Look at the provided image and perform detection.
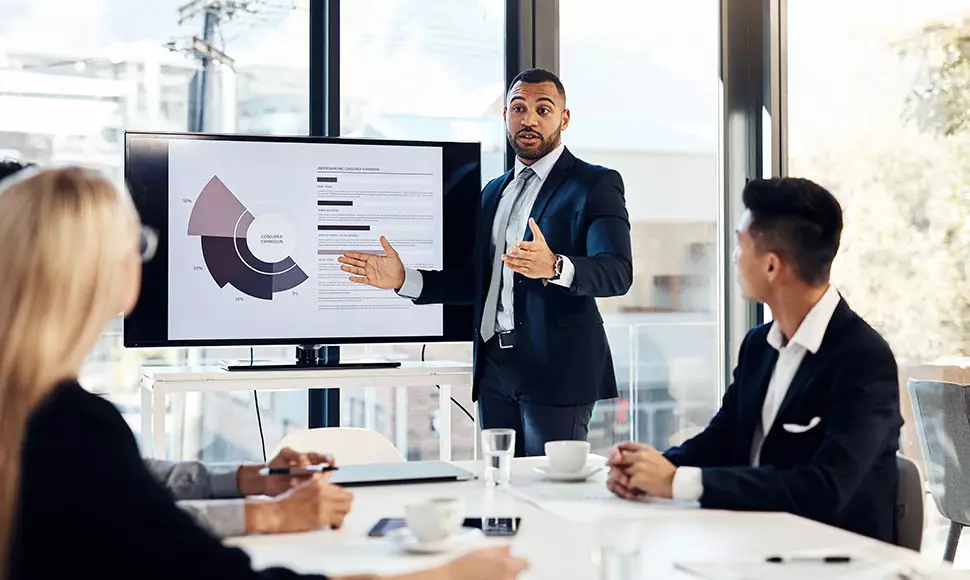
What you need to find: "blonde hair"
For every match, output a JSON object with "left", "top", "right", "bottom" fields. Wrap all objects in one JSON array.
[{"left": 0, "top": 167, "right": 139, "bottom": 574}]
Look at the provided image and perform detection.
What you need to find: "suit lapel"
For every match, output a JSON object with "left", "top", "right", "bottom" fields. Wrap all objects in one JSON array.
[
  {"left": 739, "top": 345, "right": 779, "bottom": 452},
  {"left": 481, "top": 171, "right": 514, "bottom": 230},
  {"left": 768, "top": 352, "right": 824, "bottom": 435},
  {"left": 768, "top": 299, "right": 852, "bottom": 431},
  {"left": 479, "top": 172, "right": 513, "bottom": 256},
  {"left": 522, "top": 148, "right": 575, "bottom": 242},
  {"left": 477, "top": 171, "right": 514, "bottom": 290}
]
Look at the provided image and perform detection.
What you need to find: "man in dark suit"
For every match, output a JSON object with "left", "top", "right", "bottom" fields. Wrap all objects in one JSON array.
[
  {"left": 606, "top": 178, "right": 902, "bottom": 542},
  {"left": 339, "top": 68, "right": 633, "bottom": 456}
]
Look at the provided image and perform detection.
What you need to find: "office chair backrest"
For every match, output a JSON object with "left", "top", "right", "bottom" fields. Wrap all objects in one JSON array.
[
  {"left": 908, "top": 379, "right": 970, "bottom": 526},
  {"left": 894, "top": 454, "right": 924, "bottom": 551},
  {"left": 273, "top": 427, "right": 406, "bottom": 466}
]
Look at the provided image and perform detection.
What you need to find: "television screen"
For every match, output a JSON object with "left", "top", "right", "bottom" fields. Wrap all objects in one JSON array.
[{"left": 124, "top": 131, "right": 480, "bottom": 348}]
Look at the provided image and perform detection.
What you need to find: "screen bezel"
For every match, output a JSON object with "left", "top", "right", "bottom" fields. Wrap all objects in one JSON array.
[{"left": 123, "top": 130, "right": 480, "bottom": 348}]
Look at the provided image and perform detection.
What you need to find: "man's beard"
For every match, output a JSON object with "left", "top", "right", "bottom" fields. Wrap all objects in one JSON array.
[{"left": 507, "top": 123, "right": 563, "bottom": 161}]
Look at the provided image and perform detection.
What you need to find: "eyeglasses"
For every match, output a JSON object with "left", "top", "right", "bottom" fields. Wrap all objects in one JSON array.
[{"left": 140, "top": 226, "right": 159, "bottom": 263}]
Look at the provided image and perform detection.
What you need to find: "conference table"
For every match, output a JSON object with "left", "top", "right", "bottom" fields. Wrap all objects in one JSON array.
[{"left": 227, "top": 458, "right": 960, "bottom": 579}]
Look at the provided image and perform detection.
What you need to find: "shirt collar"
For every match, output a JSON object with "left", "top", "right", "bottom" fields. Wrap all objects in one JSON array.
[
  {"left": 766, "top": 285, "right": 841, "bottom": 354},
  {"left": 513, "top": 142, "right": 565, "bottom": 183}
]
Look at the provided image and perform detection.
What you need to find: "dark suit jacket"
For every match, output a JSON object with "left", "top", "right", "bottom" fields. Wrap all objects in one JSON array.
[
  {"left": 10, "top": 380, "right": 323, "bottom": 580},
  {"left": 664, "top": 299, "right": 902, "bottom": 543},
  {"left": 415, "top": 147, "right": 633, "bottom": 406}
]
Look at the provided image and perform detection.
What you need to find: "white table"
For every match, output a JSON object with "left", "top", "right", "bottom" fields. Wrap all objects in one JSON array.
[
  {"left": 227, "top": 458, "right": 960, "bottom": 579},
  {"left": 140, "top": 361, "right": 473, "bottom": 460}
]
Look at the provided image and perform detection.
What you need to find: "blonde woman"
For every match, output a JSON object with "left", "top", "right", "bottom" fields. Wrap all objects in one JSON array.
[{"left": 0, "top": 167, "right": 528, "bottom": 580}]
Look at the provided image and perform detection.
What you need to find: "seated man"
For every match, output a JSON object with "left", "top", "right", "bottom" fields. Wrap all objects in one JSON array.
[{"left": 607, "top": 177, "right": 902, "bottom": 542}]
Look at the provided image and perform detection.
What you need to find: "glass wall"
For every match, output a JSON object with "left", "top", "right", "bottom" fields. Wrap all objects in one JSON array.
[
  {"left": 787, "top": 0, "right": 970, "bottom": 562},
  {"left": 1, "top": 0, "right": 728, "bottom": 464},
  {"left": 559, "top": 0, "right": 722, "bottom": 453},
  {"left": 338, "top": 0, "right": 506, "bottom": 460},
  {"left": 0, "top": 0, "right": 311, "bottom": 461}
]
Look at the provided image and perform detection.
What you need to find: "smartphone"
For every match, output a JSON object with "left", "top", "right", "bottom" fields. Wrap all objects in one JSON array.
[{"left": 367, "top": 517, "right": 521, "bottom": 537}]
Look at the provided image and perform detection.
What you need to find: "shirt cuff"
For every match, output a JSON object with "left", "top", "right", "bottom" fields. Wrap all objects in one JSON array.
[
  {"left": 208, "top": 464, "right": 242, "bottom": 499},
  {"left": 177, "top": 499, "right": 247, "bottom": 538},
  {"left": 396, "top": 268, "right": 423, "bottom": 299},
  {"left": 671, "top": 466, "right": 703, "bottom": 501},
  {"left": 549, "top": 255, "right": 575, "bottom": 288}
]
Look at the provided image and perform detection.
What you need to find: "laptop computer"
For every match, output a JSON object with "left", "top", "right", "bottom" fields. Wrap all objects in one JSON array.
[{"left": 329, "top": 461, "right": 476, "bottom": 487}]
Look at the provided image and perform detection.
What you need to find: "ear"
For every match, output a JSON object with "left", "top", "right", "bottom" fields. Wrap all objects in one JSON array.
[
  {"left": 765, "top": 253, "right": 781, "bottom": 278},
  {"left": 561, "top": 108, "right": 571, "bottom": 130},
  {"left": 503, "top": 106, "right": 508, "bottom": 123}
]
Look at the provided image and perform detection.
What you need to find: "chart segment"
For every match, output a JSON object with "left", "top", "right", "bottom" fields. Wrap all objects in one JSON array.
[{"left": 188, "top": 175, "right": 307, "bottom": 300}]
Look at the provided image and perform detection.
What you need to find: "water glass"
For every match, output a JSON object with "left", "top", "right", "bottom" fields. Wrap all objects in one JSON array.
[
  {"left": 593, "top": 519, "right": 644, "bottom": 580},
  {"left": 481, "top": 428, "right": 515, "bottom": 485},
  {"left": 597, "top": 546, "right": 642, "bottom": 580}
]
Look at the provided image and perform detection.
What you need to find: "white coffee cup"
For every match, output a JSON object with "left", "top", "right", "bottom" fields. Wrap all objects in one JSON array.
[
  {"left": 545, "top": 440, "right": 591, "bottom": 474},
  {"left": 405, "top": 497, "right": 465, "bottom": 543}
]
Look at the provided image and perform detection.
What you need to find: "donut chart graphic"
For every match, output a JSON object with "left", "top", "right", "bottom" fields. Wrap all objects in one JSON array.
[{"left": 187, "top": 176, "right": 308, "bottom": 300}]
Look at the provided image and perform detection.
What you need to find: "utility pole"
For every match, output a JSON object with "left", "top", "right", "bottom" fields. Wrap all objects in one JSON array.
[{"left": 177, "top": 0, "right": 241, "bottom": 132}]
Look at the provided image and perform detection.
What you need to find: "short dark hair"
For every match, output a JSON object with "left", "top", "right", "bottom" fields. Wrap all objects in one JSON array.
[
  {"left": 742, "top": 177, "right": 843, "bottom": 286},
  {"left": 0, "top": 159, "right": 31, "bottom": 183},
  {"left": 508, "top": 68, "right": 566, "bottom": 102}
]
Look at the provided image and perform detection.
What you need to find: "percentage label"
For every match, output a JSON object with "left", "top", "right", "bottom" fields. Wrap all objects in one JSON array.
[
  {"left": 192, "top": 266, "right": 204, "bottom": 271},
  {"left": 182, "top": 198, "right": 193, "bottom": 204},
  {"left": 291, "top": 291, "right": 300, "bottom": 296},
  {"left": 235, "top": 297, "right": 245, "bottom": 303}
]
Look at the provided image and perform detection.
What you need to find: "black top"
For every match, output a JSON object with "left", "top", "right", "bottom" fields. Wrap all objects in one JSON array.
[
  {"left": 416, "top": 147, "right": 634, "bottom": 406},
  {"left": 665, "top": 299, "right": 903, "bottom": 542},
  {"left": 8, "top": 380, "right": 326, "bottom": 580}
]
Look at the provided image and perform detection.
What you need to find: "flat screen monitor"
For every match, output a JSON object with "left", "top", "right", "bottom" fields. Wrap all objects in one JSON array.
[{"left": 123, "top": 131, "right": 480, "bottom": 349}]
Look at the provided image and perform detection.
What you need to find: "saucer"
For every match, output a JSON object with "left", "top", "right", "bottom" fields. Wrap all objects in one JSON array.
[
  {"left": 388, "top": 526, "right": 483, "bottom": 554},
  {"left": 533, "top": 464, "right": 603, "bottom": 482}
]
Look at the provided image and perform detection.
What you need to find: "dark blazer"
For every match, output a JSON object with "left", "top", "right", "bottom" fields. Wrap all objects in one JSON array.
[
  {"left": 664, "top": 299, "right": 903, "bottom": 543},
  {"left": 415, "top": 147, "right": 633, "bottom": 406},
  {"left": 9, "top": 380, "right": 323, "bottom": 580}
]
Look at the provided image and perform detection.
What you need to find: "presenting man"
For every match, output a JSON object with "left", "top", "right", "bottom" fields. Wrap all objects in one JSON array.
[
  {"left": 607, "top": 178, "right": 902, "bottom": 542},
  {"left": 339, "top": 68, "right": 633, "bottom": 456}
]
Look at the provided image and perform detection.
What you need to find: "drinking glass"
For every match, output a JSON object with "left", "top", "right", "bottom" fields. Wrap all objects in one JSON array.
[
  {"left": 481, "top": 428, "right": 515, "bottom": 485},
  {"left": 593, "top": 518, "right": 644, "bottom": 580}
]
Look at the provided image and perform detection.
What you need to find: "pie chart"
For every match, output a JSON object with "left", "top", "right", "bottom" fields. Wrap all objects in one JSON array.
[{"left": 187, "top": 176, "right": 308, "bottom": 300}]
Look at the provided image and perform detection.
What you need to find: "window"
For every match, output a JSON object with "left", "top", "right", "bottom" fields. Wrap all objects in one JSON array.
[
  {"left": 0, "top": 0, "right": 311, "bottom": 462},
  {"left": 787, "top": 0, "right": 970, "bottom": 559},
  {"left": 339, "top": 0, "right": 505, "bottom": 460},
  {"left": 559, "top": 0, "right": 723, "bottom": 453}
]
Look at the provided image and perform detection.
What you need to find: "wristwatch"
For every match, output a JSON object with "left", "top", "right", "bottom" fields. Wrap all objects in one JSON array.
[{"left": 549, "top": 254, "right": 564, "bottom": 281}]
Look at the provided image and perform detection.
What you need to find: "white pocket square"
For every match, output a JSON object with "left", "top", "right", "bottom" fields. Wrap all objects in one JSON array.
[{"left": 783, "top": 416, "right": 821, "bottom": 433}]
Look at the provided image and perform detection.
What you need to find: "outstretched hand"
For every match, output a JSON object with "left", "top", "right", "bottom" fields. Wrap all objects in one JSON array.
[
  {"left": 502, "top": 218, "right": 557, "bottom": 280},
  {"left": 338, "top": 236, "right": 405, "bottom": 290}
]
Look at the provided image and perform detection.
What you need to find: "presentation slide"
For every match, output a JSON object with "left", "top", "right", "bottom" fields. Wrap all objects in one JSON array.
[{"left": 167, "top": 138, "right": 444, "bottom": 341}]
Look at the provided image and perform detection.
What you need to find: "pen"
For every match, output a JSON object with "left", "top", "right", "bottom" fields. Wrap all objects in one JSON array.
[
  {"left": 766, "top": 555, "right": 851, "bottom": 564},
  {"left": 258, "top": 464, "right": 339, "bottom": 477}
]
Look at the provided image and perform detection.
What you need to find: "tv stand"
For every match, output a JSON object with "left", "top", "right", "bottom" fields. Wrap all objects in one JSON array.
[
  {"left": 222, "top": 344, "right": 402, "bottom": 371},
  {"left": 139, "top": 361, "right": 474, "bottom": 461}
]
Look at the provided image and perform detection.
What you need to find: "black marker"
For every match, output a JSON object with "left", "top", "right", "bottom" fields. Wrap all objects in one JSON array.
[
  {"left": 766, "top": 555, "right": 851, "bottom": 564},
  {"left": 258, "top": 465, "right": 339, "bottom": 477}
]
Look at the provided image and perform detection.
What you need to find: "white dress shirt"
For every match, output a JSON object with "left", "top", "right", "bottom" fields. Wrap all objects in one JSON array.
[
  {"left": 671, "top": 285, "right": 842, "bottom": 501},
  {"left": 398, "top": 144, "right": 575, "bottom": 337}
]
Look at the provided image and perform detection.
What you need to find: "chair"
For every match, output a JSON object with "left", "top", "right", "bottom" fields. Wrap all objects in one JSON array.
[
  {"left": 894, "top": 454, "right": 924, "bottom": 551},
  {"left": 907, "top": 379, "right": 970, "bottom": 562},
  {"left": 273, "top": 427, "right": 406, "bottom": 466}
]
